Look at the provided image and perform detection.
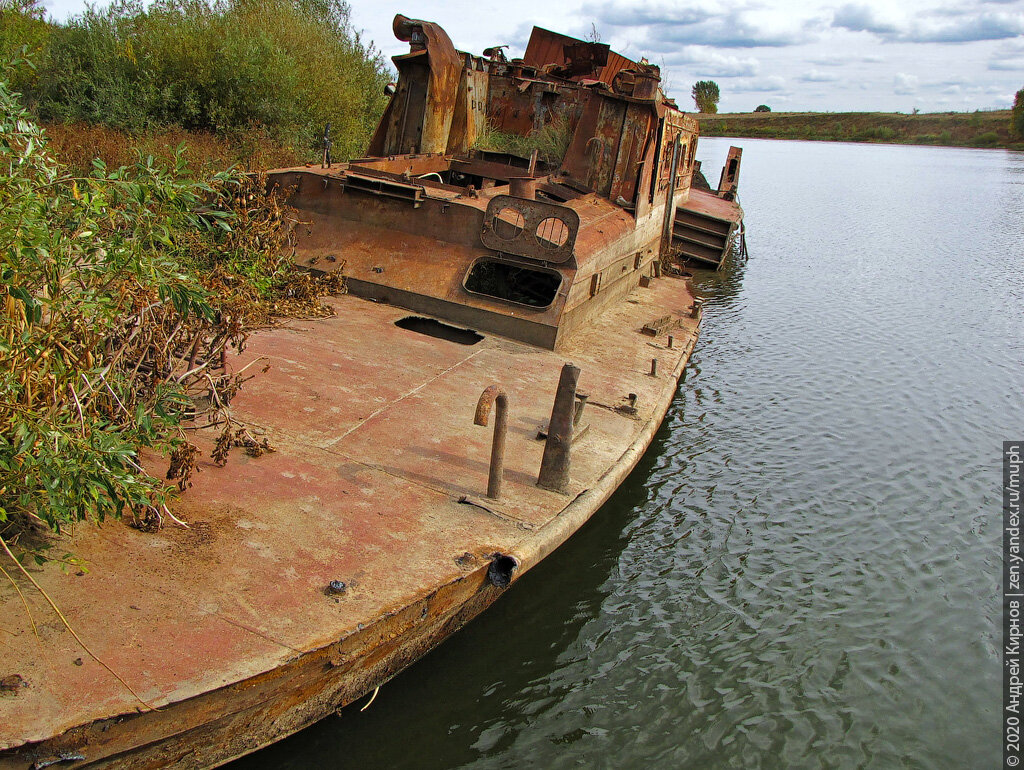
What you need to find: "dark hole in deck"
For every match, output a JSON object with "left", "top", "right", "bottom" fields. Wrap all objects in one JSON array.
[
  {"left": 395, "top": 316, "right": 483, "bottom": 345},
  {"left": 464, "top": 259, "right": 561, "bottom": 308}
]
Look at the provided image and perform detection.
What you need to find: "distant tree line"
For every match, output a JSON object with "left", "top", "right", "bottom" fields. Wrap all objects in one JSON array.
[
  {"left": 0, "top": 0, "right": 392, "bottom": 160},
  {"left": 1014, "top": 88, "right": 1024, "bottom": 140}
]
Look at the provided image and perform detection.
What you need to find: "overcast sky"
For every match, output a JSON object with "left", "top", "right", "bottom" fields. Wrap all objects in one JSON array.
[{"left": 42, "top": 0, "right": 1024, "bottom": 113}]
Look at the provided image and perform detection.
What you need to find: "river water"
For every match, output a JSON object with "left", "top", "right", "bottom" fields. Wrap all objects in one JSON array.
[{"left": 235, "top": 138, "right": 1023, "bottom": 768}]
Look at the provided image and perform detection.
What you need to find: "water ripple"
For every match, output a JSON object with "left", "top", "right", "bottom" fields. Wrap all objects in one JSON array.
[{"left": 235, "top": 139, "right": 1021, "bottom": 770}]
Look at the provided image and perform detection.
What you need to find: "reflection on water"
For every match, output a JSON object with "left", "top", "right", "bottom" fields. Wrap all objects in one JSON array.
[{"left": 235, "top": 139, "right": 1022, "bottom": 769}]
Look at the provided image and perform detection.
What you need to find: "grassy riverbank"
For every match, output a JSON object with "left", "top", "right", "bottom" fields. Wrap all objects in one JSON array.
[
  {"left": 1, "top": 0, "right": 391, "bottom": 164},
  {"left": 697, "top": 110, "right": 1023, "bottom": 149}
]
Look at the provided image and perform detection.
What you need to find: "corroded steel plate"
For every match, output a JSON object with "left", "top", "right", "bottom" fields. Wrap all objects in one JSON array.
[{"left": 480, "top": 195, "right": 580, "bottom": 264}]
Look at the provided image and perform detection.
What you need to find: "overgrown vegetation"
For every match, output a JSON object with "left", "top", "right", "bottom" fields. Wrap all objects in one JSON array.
[
  {"left": 473, "top": 116, "right": 573, "bottom": 167},
  {"left": 0, "top": 61, "right": 341, "bottom": 540},
  {"left": 698, "top": 109, "right": 1023, "bottom": 149},
  {"left": 1, "top": 0, "right": 392, "bottom": 162},
  {"left": 0, "top": 0, "right": 389, "bottom": 540},
  {"left": 43, "top": 121, "right": 303, "bottom": 177}
]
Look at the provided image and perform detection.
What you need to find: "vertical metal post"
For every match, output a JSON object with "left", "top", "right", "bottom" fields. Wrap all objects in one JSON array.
[
  {"left": 537, "top": 363, "right": 581, "bottom": 494},
  {"left": 527, "top": 148, "right": 539, "bottom": 177},
  {"left": 659, "top": 136, "right": 682, "bottom": 257}
]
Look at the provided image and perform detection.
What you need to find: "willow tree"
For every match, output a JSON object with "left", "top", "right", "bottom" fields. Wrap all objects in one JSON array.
[{"left": 692, "top": 80, "right": 720, "bottom": 114}]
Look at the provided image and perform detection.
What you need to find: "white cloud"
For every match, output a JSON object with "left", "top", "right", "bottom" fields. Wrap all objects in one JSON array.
[
  {"left": 903, "top": 12, "right": 1024, "bottom": 43},
  {"left": 665, "top": 46, "right": 760, "bottom": 77},
  {"left": 799, "top": 68, "right": 840, "bottom": 82},
  {"left": 730, "top": 75, "right": 787, "bottom": 93},
  {"left": 832, "top": 4, "right": 900, "bottom": 34},
  {"left": 894, "top": 73, "right": 919, "bottom": 94}
]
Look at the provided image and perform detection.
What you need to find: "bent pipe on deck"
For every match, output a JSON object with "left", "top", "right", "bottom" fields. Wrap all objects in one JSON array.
[{"left": 473, "top": 385, "right": 509, "bottom": 500}]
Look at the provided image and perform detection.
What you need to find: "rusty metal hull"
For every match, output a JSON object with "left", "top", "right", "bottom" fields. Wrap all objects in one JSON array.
[
  {"left": 672, "top": 188, "right": 745, "bottom": 270},
  {"left": 0, "top": 278, "right": 702, "bottom": 769},
  {"left": 0, "top": 14, "right": 745, "bottom": 767}
]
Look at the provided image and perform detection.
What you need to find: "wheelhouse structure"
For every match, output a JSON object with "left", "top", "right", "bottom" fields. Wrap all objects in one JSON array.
[{"left": 268, "top": 16, "right": 738, "bottom": 349}]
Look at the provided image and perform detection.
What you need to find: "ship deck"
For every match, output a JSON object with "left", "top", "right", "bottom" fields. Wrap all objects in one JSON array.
[
  {"left": 1, "top": 275, "right": 701, "bottom": 768},
  {"left": 680, "top": 187, "right": 744, "bottom": 224}
]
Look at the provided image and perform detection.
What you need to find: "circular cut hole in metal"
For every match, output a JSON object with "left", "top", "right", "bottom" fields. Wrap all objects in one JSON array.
[
  {"left": 491, "top": 207, "right": 525, "bottom": 240},
  {"left": 535, "top": 217, "right": 569, "bottom": 249}
]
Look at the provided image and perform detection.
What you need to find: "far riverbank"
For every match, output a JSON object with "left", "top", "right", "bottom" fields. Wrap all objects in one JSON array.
[{"left": 697, "top": 110, "right": 1023, "bottom": 150}]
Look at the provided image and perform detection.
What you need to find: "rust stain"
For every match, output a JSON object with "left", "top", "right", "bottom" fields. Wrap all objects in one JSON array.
[{"left": 0, "top": 11, "right": 745, "bottom": 769}]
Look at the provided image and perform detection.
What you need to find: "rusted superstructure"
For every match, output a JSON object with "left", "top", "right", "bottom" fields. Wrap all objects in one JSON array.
[
  {"left": 267, "top": 15, "right": 721, "bottom": 349},
  {"left": 1, "top": 17, "right": 745, "bottom": 769}
]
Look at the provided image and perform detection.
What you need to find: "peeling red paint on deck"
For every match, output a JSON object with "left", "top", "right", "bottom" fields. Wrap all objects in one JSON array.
[{"left": 1, "top": 277, "right": 700, "bottom": 769}]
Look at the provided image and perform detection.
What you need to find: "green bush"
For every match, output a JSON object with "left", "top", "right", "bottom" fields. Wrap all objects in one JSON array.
[
  {"left": 0, "top": 0, "right": 50, "bottom": 93},
  {"left": 971, "top": 131, "right": 1000, "bottom": 147},
  {"left": 474, "top": 116, "right": 573, "bottom": 166},
  {"left": 0, "top": 60, "right": 339, "bottom": 536},
  {"left": 2, "top": 63, "right": 212, "bottom": 532},
  {"left": 22, "top": 0, "right": 391, "bottom": 159},
  {"left": 855, "top": 126, "right": 897, "bottom": 141}
]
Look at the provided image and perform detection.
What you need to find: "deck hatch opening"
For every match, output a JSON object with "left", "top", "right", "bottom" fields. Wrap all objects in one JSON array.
[
  {"left": 464, "top": 259, "right": 561, "bottom": 308},
  {"left": 395, "top": 316, "right": 483, "bottom": 345}
]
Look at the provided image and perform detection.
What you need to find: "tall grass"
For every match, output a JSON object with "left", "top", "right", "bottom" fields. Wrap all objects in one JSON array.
[
  {"left": 5, "top": 0, "right": 392, "bottom": 161},
  {"left": 473, "top": 116, "right": 573, "bottom": 167}
]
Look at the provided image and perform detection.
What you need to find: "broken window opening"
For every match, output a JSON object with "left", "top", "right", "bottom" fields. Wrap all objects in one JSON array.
[
  {"left": 535, "top": 217, "right": 569, "bottom": 249},
  {"left": 491, "top": 207, "right": 525, "bottom": 240},
  {"left": 395, "top": 316, "right": 483, "bottom": 345},
  {"left": 464, "top": 259, "right": 561, "bottom": 308}
]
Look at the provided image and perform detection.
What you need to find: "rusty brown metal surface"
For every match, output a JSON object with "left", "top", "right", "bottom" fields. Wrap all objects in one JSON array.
[
  {"left": 0, "top": 14, "right": 746, "bottom": 768},
  {"left": 0, "top": 276, "right": 703, "bottom": 769},
  {"left": 536, "top": 362, "right": 581, "bottom": 494},
  {"left": 717, "top": 146, "right": 743, "bottom": 200},
  {"left": 370, "top": 15, "right": 462, "bottom": 155},
  {"left": 479, "top": 194, "right": 579, "bottom": 262},
  {"left": 523, "top": 27, "right": 636, "bottom": 85}
]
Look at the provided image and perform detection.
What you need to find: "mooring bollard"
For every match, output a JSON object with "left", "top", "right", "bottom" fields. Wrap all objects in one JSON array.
[
  {"left": 650, "top": 358, "right": 659, "bottom": 377},
  {"left": 474, "top": 386, "right": 509, "bottom": 500},
  {"left": 537, "top": 363, "right": 581, "bottom": 494},
  {"left": 667, "top": 335, "right": 674, "bottom": 349},
  {"left": 691, "top": 298, "right": 704, "bottom": 319}
]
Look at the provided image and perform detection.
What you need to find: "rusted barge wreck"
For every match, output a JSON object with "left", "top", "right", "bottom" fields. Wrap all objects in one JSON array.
[{"left": 0, "top": 16, "right": 743, "bottom": 769}]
